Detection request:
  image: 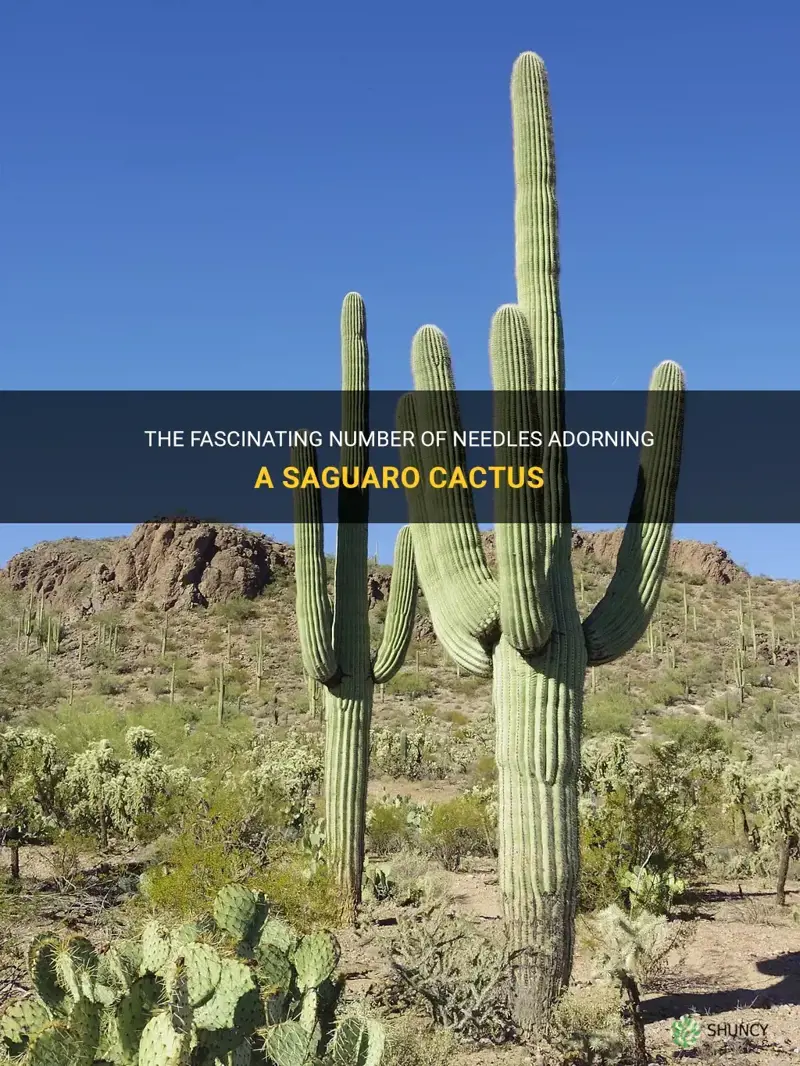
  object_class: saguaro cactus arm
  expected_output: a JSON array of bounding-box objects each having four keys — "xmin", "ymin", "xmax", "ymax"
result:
[
  {"xmin": 372, "ymin": 525, "xmax": 418, "ymax": 684},
  {"xmin": 397, "ymin": 332, "xmax": 498, "ymax": 677},
  {"xmin": 293, "ymin": 444, "xmax": 338, "ymax": 684},
  {"xmin": 397, "ymin": 394, "xmax": 492, "ymax": 677},
  {"xmin": 331, "ymin": 293, "xmax": 370, "ymax": 680},
  {"xmin": 491, "ymin": 304, "xmax": 552, "ymax": 654},
  {"xmin": 582, "ymin": 360, "xmax": 685, "ymax": 666},
  {"xmin": 410, "ymin": 327, "xmax": 500, "ymax": 635}
]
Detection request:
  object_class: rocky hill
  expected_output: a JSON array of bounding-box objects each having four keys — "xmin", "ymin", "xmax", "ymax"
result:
[
  {"xmin": 0, "ymin": 520, "xmax": 795, "ymax": 782},
  {"xmin": 1, "ymin": 521, "xmax": 744, "ymax": 620}
]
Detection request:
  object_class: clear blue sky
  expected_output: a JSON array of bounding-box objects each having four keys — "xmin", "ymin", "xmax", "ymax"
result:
[{"xmin": 2, "ymin": 3, "xmax": 799, "ymax": 577}]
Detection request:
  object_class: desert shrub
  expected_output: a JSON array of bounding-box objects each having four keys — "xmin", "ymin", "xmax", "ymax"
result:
[
  {"xmin": 91, "ymin": 671, "xmax": 126, "ymax": 696},
  {"xmin": 440, "ymin": 708, "xmax": 469, "ymax": 727},
  {"xmin": 645, "ymin": 675, "xmax": 684, "ymax": 707},
  {"xmin": 421, "ymin": 794, "xmax": 494, "ymax": 871},
  {"xmin": 385, "ymin": 849, "xmax": 453, "ymax": 910},
  {"xmin": 141, "ymin": 767, "xmax": 341, "ymax": 930},
  {"xmin": 140, "ymin": 782, "xmax": 293, "ymax": 915},
  {"xmin": 549, "ymin": 982, "xmax": 627, "ymax": 1065},
  {"xmin": 579, "ymin": 744, "xmax": 712, "ymax": 912},
  {"xmin": 146, "ymin": 672, "xmax": 171, "ymax": 698},
  {"xmin": 447, "ymin": 675, "xmax": 487, "ymax": 697},
  {"xmin": 203, "ymin": 631, "xmax": 224, "ymax": 654},
  {"xmin": 44, "ymin": 829, "xmax": 96, "ymax": 891},
  {"xmin": 213, "ymin": 596, "xmax": 259, "ymax": 622},
  {"xmin": 383, "ymin": 1015, "xmax": 458, "ymax": 1066},
  {"xmin": 706, "ymin": 693, "xmax": 741, "ymax": 721},
  {"xmin": 583, "ymin": 688, "xmax": 636, "ymax": 736},
  {"xmin": 387, "ymin": 672, "xmax": 436, "ymax": 700},
  {"xmin": 649, "ymin": 715, "xmax": 729, "ymax": 758},
  {"xmin": 387, "ymin": 904, "xmax": 515, "ymax": 1043},
  {"xmin": 258, "ymin": 850, "xmax": 344, "ymax": 931},
  {"xmin": 31, "ymin": 698, "xmax": 255, "ymax": 775},
  {"xmin": 367, "ymin": 800, "xmax": 414, "ymax": 856},
  {"xmin": 472, "ymin": 754, "xmax": 497, "ymax": 786},
  {"xmin": 0, "ymin": 656, "xmax": 64, "ymax": 721}
]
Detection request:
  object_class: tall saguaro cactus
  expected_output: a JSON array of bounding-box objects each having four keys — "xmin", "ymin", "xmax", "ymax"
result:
[
  {"xmin": 400, "ymin": 53, "xmax": 685, "ymax": 1030},
  {"xmin": 294, "ymin": 293, "xmax": 418, "ymax": 918}
]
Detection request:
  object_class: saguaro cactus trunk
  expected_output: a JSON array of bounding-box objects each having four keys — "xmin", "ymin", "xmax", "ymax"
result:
[
  {"xmin": 294, "ymin": 293, "xmax": 418, "ymax": 920},
  {"xmin": 400, "ymin": 53, "xmax": 685, "ymax": 1032}
]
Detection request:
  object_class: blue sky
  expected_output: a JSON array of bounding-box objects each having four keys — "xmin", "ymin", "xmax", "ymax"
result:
[{"xmin": 2, "ymin": 3, "xmax": 799, "ymax": 577}]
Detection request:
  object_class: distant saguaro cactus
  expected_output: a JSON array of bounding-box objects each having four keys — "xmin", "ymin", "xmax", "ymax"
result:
[
  {"xmin": 399, "ymin": 52, "xmax": 685, "ymax": 1030},
  {"xmin": 293, "ymin": 293, "xmax": 418, "ymax": 917}
]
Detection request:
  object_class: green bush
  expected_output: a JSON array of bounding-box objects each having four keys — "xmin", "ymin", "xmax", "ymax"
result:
[
  {"xmin": 579, "ymin": 751, "xmax": 711, "ymax": 912},
  {"xmin": 646, "ymin": 676, "xmax": 684, "ymax": 708},
  {"xmin": 583, "ymin": 688, "xmax": 635, "ymax": 736},
  {"xmin": 212, "ymin": 596, "xmax": 259, "ymax": 622},
  {"xmin": 367, "ymin": 801, "xmax": 413, "ymax": 856},
  {"xmin": 258, "ymin": 850, "xmax": 344, "ymax": 931},
  {"xmin": 650, "ymin": 715, "xmax": 729, "ymax": 757},
  {"xmin": 30, "ymin": 698, "xmax": 256, "ymax": 775},
  {"xmin": 91, "ymin": 671, "xmax": 126, "ymax": 696},
  {"xmin": 0, "ymin": 656, "xmax": 64, "ymax": 721},
  {"xmin": 440, "ymin": 709, "xmax": 469, "ymax": 727},
  {"xmin": 140, "ymin": 773, "xmax": 341, "ymax": 930},
  {"xmin": 387, "ymin": 672, "xmax": 435, "ymax": 700},
  {"xmin": 421, "ymin": 795, "xmax": 493, "ymax": 871}
]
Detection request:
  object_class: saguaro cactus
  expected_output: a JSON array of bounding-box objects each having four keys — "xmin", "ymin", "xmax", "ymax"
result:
[
  {"xmin": 399, "ymin": 53, "xmax": 685, "ymax": 1029},
  {"xmin": 294, "ymin": 293, "xmax": 418, "ymax": 918}
]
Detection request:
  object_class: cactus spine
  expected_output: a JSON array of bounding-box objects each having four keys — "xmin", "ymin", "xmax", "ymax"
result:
[
  {"xmin": 294, "ymin": 293, "xmax": 418, "ymax": 916},
  {"xmin": 399, "ymin": 53, "xmax": 684, "ymax": 1030}
]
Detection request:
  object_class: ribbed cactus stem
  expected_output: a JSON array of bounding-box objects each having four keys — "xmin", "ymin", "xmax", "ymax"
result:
[
  {"xmin": 294, "ymin": 294, "xmax": 418, "ymax": 917},
  {"xmin": 217, "ymin": 664, "xmax": 225, "ymax": 726},
  {"xmin": 400, "ymin": 52, "xmax": 684, "ymax": 1032}
]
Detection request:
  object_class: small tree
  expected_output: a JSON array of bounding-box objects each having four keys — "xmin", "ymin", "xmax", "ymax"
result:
[
  {"xmin": 0, "ymin": 727, "xmax": 66, "ymax": 878},
  {"xmin": 755, "ymin": 762, "xmax": 800, "ymax": 905}
]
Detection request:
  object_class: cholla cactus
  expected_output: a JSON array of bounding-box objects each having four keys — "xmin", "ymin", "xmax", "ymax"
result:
[
  {"xmin": 580, "ymin": 737, "xmax": 633, "ymax": 798},
  {"xmin": 293, "ymin": 294, "xmax": 418, "ymax": 916},
  {"xmin": 0, "ymin": 727, "xmax": 66, "ymax": 878},
  {"xmin": 398, "ymin": 53, "xmax": 684, "ymax": 1029},
  {"xmin": 60, "ymin": 736, "xmax": 196, "ymax": 849},
  {"xmin": 242, "ymin": 731, "xmax": 323, "ymax": 833},
  {"xmin": 125, "ymin": 726, "xmax": 158, "ymax": 759},
  {"xmin": 0, "ymin": 883, "xmax": 387, "ymax": 1066},
  {"xmin": 754, "ymin": 761, "xmax": 800, "ymax": 905},
  {"xmin": 585, "ymin": 905, "xmax": 672, "ymax": 1066},
  {"xmin": 720, "ymin": 753, "xmax": 756, "ymax": 849}
]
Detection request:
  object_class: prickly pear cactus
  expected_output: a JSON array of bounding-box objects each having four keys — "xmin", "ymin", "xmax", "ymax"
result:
[{"xmin": 0, "ymin": 884, "xmax": 385, "ymax": 1066}]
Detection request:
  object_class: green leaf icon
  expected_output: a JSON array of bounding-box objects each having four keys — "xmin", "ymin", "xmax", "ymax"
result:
[{"xmin": 671, "ymin": 1014, "xmax": 701, "ymax": 1048}]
